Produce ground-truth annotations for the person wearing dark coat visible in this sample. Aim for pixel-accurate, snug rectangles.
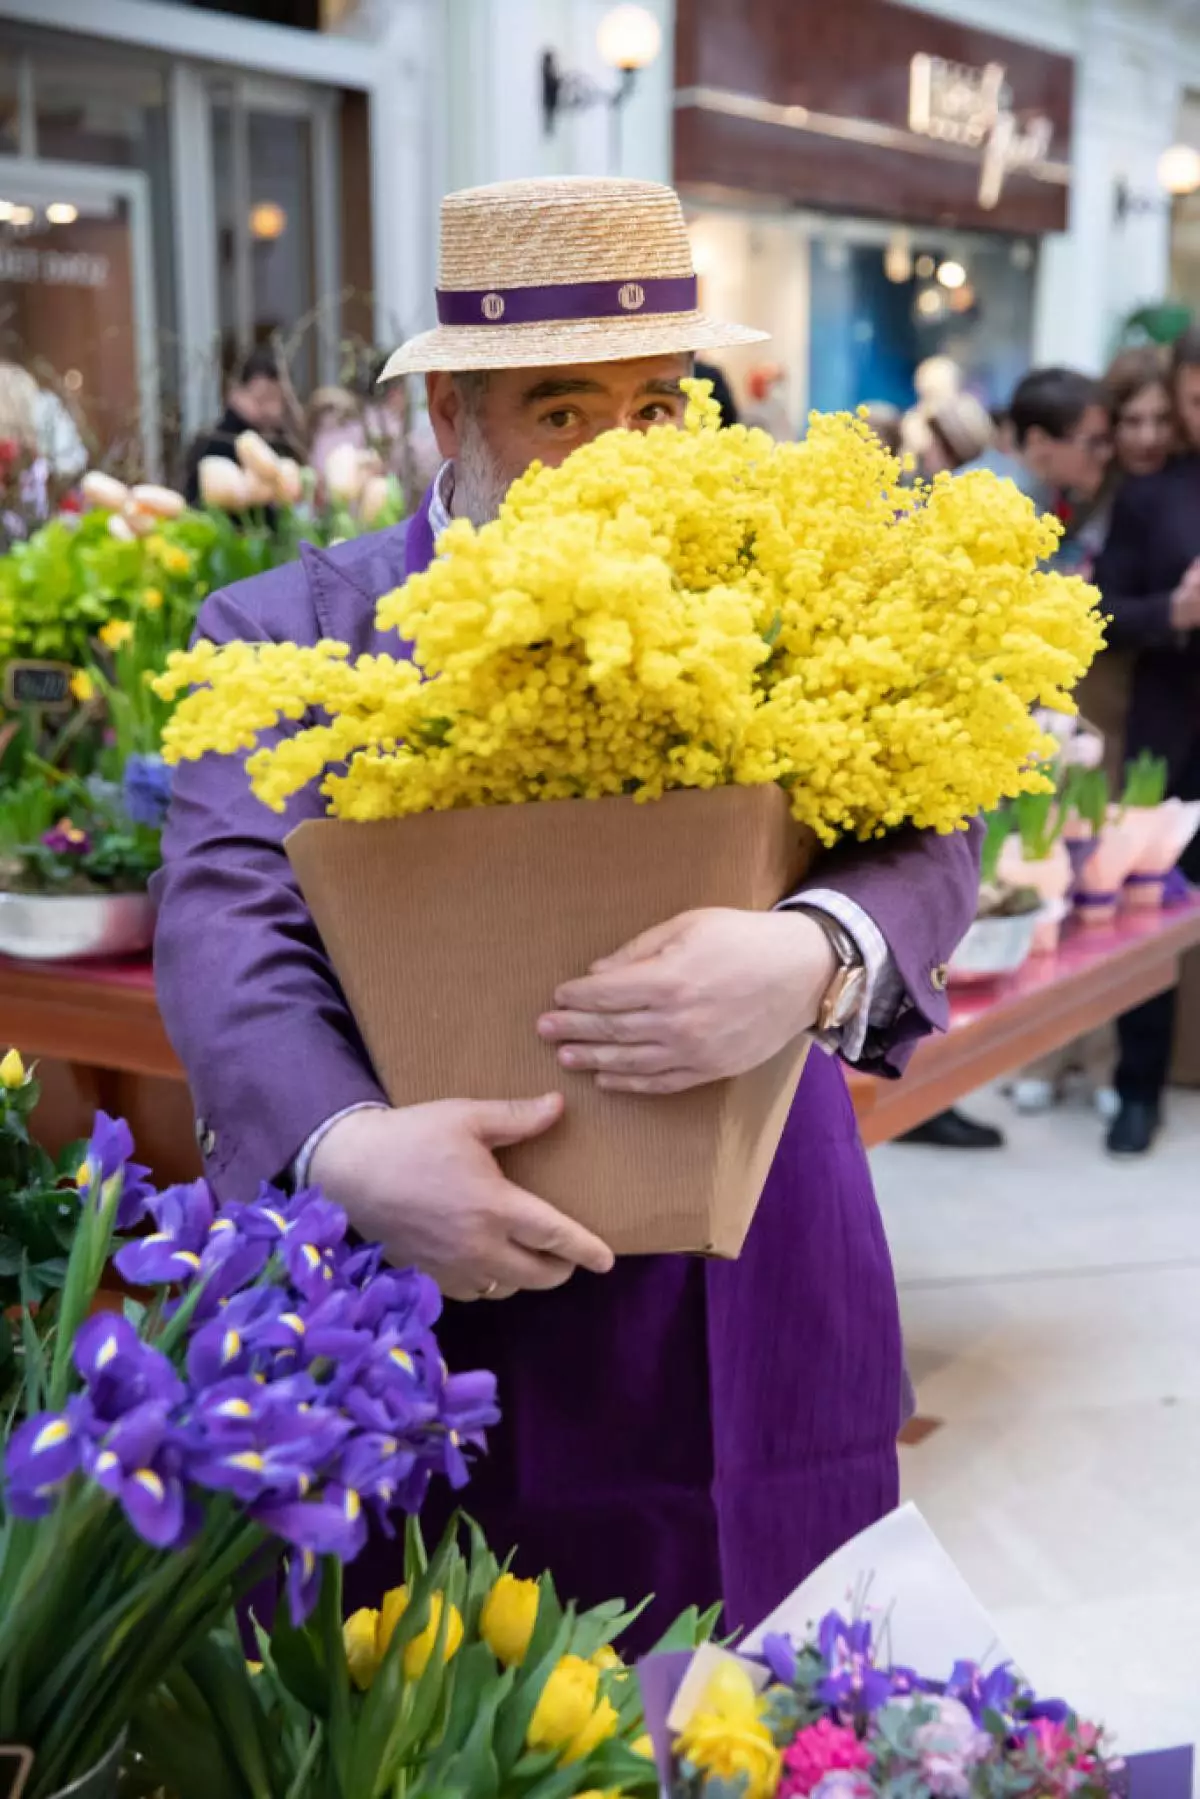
[1093,328,1200,1156]
[183,346,296,505]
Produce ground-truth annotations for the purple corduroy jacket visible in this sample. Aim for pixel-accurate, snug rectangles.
[152,489,980,1639]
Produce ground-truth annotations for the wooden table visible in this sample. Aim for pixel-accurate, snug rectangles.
[4,897,1200,1179]
[848,896,1200,1146]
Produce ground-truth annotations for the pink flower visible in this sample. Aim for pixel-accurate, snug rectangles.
[1029,1717,1103,1790]
[779,1719,872,1799]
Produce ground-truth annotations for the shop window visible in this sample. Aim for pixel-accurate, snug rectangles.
[213,93,318,395]
[0,56,19,154]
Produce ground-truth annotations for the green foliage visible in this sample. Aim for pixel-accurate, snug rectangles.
[0,765,159,894]
[1122,749,1168,809]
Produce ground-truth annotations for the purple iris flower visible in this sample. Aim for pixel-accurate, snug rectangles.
[74,1315,185,1421]
[122,753,173,830]
[815,1612,894,1717]
[184,1384,350,1505]
[3,1410,82,1517]
[83,1399,188,1548]
[114,1179,215,1286]
[254,1481,369,1564]
[1023,1698,1071,1725]
[77,1111,153,1228]
[946,1661,1019,1723]
[286,1548,323,1627]
[185,1287,289,1386]
[761,1633,799,1686]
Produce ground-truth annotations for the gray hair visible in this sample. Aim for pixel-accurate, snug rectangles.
[453,371,491,415]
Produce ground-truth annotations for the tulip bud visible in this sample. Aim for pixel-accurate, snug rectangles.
[324,441,373,505]
[275,457,304,506]
[357,473,393,526]
[526,1656,600,1752]
[122,504,158,537]
[129,483,186,520]
[0,1048,27,1090]
[242,470,278,509]
[198,457,253,511]
[236,430,283,484]
[480,1573,539,1666]
[81,470,130,512]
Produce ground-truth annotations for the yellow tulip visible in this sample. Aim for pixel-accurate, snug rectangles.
[591,1644,623,1672]
[99,619,134,651]
[70,670,95,704]
[563,1694,620,1765]
[344,1606,382,1691]
[674,1662,780,1799]
[526,1655,600,1753]
[480,1573,540,1666]
[346,1585,464,1689]
[0,1049,26,1090]
[632,1734,655,1759]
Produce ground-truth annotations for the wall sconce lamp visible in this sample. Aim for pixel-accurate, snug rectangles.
[542,4,662,142]
[1115,143,1200,222]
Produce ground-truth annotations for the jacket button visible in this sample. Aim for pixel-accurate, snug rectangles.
[195,1117,217,1158]
[930,964,949,993]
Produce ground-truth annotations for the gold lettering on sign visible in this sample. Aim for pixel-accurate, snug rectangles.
[909,53,1054,209]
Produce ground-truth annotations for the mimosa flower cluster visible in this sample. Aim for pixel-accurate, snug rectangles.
[155,388,1104,844]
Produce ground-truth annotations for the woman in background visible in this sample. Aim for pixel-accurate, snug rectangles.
[1094,331,1200,1155]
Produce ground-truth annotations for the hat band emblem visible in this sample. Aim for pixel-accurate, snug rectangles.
[436,274,698,328]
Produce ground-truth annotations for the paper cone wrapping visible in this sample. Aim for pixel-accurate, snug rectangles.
[998,840,1072,952]
[1128,800,1200,880]
[1074,809,1160,924]
[287,785,816,1258]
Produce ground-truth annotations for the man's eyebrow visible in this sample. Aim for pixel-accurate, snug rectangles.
[519,375,688,405]
[520,377,608,404]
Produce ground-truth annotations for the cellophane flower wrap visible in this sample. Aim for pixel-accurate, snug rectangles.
[154,388,1104,846]
[668,1616,1120,1799]
[0,1110,495,1799]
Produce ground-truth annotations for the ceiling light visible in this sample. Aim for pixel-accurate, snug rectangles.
[916,288,944,317]
[936,258,967,290]
[596,4,662,71]
[9,205,34,227]
[46,202,78,226]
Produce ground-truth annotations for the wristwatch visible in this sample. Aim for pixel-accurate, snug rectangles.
[795,908,868,1042]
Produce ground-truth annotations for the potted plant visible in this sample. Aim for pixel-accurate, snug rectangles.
[997,772,1074,954]
[1120,750,1200,909]
[948,812,1042,986]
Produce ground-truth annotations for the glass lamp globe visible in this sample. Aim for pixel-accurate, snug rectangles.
[1158,143,1200,198]
[597,4,662,72]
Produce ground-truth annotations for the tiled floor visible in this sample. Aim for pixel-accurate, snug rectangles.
[872,1084,1200,1758]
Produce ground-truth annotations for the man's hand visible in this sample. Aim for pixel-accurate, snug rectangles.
[309,1096,615,1302]
[1170,560,1200,631]
[537,908,837,1095]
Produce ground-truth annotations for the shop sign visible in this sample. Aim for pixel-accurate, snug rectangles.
[908,52,1054,209]
[0,244,110,288]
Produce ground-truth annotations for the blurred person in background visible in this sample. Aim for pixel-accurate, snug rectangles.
[863,401,903,458]
[1093,327,1200,1156]
[184,347,297,504]
[958,367,1111,573]
[0,361,50,539]
[744,363,792,440]
[1011,348,1175,1121]
[920,391,994,477]
[309,354,440,507]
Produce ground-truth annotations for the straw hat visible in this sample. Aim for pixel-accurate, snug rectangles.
[381,177,767,377]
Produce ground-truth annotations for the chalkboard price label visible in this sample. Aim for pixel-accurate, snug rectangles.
[0,1746,33,1798]
[3,660,75,711]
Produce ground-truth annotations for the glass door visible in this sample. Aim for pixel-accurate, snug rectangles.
[0,157,160,475]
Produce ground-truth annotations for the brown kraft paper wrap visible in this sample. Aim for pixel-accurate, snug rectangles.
[286,784,816,1257]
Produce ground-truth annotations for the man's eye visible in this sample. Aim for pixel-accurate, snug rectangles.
[640,402,676,423]
[543,409,581,430]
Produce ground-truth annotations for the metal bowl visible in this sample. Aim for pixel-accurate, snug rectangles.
[0,890,156,961]
[948,910,1041,986]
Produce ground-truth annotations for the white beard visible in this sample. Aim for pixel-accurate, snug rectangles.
[452,414,512,528]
